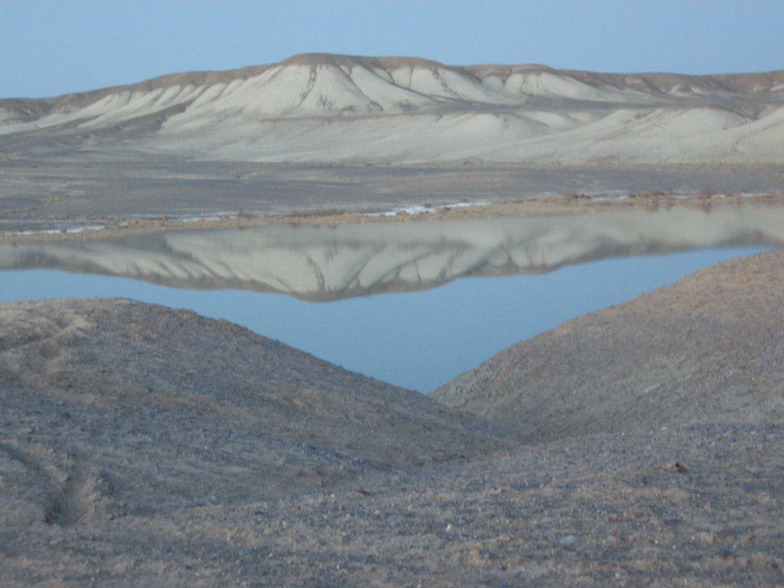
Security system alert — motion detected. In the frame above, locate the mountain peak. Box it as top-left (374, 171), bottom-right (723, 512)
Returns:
top-left (281, 53), bottom-right (375, 67)
top-left (280, 53), bottom-right (448, 71)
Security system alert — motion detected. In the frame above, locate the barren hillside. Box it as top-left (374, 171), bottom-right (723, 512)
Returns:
top-left (434, 249), bottom-right (784, 440)
top-left (2, 53), bottom-right (783, 164)
top-left (0, 297), bottom-right (510, 522)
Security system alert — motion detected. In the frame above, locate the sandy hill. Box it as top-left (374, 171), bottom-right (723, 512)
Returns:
top-left (0, 297), bottom-right (510, 524)
top-left (434, 249), bottom-right (784, 440)
top-left (2, 53), bottom-right (783, 164)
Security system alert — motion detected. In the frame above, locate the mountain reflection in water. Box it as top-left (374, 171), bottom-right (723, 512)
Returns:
top-left (1, 204), bottom-right (781, 392)
top-left (2, 204), bottom-right (783, 300)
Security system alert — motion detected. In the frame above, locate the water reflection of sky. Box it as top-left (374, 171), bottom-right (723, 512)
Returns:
top-left (0, 246), bottom-right (768, 392)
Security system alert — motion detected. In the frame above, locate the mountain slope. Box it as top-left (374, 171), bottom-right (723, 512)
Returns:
top-left (1, 53), bottom-right (783, 164)
top-left (433, 249), bottom-right (784, 440)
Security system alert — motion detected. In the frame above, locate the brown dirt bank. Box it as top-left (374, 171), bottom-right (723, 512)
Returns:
top-left (3, 188), bottom-right (784, 245)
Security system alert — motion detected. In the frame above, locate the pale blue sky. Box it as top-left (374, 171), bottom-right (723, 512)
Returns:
top-left (1, 1), bottom-right (782, 99)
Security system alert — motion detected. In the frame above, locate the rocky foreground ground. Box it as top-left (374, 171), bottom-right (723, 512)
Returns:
top-left (1, 250), bottom-right (783, 586)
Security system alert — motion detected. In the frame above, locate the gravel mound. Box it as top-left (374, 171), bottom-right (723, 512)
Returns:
top-left (0, 298), bottom-right (510, 520)
top-left (434, 249), bottom-right (784, 441)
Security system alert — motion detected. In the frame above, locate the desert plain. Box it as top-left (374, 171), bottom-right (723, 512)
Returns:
top-left (1, 54), bottom-right (783, 586)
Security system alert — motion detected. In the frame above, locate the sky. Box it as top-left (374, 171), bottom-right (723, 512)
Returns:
top-left (1, 1), bottom-right (782, 99)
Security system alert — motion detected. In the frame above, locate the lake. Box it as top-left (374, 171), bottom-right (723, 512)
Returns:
top-left (2, 204), bottom-right (782, 392)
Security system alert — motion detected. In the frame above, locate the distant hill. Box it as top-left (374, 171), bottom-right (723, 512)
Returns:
top-left (1, 53), bottom-right (783, 164)
top-left (433, 249), bottom-right (784, 441)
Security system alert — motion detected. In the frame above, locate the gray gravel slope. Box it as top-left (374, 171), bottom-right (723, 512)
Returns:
top-left (434, 249), bottom-right (784, 441)
top-left (0, 298), bottom-right (512, 520)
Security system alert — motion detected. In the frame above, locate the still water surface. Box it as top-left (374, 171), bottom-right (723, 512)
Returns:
top-left (1, 205), bottom-right (781, 392)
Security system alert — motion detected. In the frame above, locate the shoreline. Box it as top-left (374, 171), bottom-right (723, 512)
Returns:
top-left (3, 190), bottom-right (784, 245)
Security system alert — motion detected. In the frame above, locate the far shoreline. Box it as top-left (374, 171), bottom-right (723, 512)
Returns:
top-left (3, 190), bottom-right (784, 245)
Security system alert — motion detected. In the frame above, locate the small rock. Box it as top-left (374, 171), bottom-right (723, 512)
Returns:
top-left (666, 461), bottom-right (688, 473)
top-left (559, 535), bottom-right (578, 545)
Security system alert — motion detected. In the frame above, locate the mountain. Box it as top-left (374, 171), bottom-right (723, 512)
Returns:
top-left (2, 53), bottom-right (783, 164)
top-left (433, 248), bottom-right (784, 441)
top-left (3, 204), bottom-right (784, 300)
